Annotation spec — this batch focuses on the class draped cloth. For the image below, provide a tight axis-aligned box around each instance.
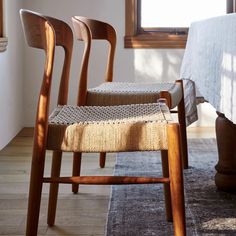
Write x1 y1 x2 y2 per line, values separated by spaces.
181 13 236 124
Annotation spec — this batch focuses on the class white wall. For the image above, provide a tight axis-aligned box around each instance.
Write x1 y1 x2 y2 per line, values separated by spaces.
0 0 24 149
134 49 185 83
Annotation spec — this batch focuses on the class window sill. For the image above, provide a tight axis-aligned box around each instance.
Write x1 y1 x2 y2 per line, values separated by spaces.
124 33 187 49
0 37 8 52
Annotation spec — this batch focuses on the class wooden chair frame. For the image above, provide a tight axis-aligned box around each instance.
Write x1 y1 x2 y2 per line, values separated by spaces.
20 9 186 236
72 16 188 172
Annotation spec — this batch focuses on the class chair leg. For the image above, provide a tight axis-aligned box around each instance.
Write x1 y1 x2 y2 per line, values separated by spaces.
26 146 46 236
47 151 62 226
99 152 106 168
177 95 188 169
72 152 82 194
161 150 173 222
167 124 186 236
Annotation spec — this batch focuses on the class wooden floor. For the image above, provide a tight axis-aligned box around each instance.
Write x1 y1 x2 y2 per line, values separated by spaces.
0 127 215 236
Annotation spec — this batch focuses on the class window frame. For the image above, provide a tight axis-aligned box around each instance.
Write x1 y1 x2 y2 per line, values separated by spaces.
125 0 235 49
0 0 8 52
0 0 3 37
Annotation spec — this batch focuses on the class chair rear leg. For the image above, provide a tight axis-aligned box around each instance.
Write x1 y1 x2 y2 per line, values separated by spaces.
47 151 62 226
167 124 186 236
26 147 46 236
177 95 188 169
161 150 173 222
99 152 106 168
159 89 188 169
72 152 82 193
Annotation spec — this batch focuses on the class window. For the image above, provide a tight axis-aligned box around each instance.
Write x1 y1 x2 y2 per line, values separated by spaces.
0 0 7 52
125 0 235 48
0 0 3 37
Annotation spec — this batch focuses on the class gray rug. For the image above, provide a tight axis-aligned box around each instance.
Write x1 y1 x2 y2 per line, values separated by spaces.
106 139 236 236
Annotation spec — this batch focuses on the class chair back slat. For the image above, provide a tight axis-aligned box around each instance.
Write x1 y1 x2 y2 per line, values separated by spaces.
72 16 116 105
20 9 51 50
73 16 116 44
45 16 73 105
20 9 73 106
45 16 73 49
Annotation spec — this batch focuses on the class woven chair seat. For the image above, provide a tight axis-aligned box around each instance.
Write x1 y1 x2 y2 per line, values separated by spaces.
86 82 182 109
47 103 172 152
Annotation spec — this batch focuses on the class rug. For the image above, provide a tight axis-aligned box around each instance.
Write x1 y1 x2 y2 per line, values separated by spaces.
106 139 236 236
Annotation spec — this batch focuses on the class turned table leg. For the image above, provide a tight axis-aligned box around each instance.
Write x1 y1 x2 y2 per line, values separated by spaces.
215 112 236 192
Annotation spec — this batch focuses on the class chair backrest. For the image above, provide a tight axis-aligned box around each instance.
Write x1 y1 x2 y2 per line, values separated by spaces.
20 9 73 151
20 9 73 106
71 16 116 105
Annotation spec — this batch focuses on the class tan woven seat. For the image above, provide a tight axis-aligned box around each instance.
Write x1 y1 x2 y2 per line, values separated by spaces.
21 10 186 236
87 82 182 108
72 16 188 170
47 103 172 152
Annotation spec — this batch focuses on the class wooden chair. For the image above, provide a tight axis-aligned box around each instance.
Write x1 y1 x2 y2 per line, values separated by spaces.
20 9 186 236
71 16 188 173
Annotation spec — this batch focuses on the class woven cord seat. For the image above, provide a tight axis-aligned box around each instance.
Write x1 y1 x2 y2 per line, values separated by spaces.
47 103 172 152
87 82 182 108
21 10 186 236
72 16 188 171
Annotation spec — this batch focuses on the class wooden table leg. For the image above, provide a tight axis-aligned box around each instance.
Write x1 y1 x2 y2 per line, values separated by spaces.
215 112 236 192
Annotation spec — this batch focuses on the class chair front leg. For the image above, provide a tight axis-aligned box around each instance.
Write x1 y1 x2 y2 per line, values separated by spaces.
26 146 46 236
47 151 62 226
99 152 106 168
161 150 173 222
72 152 82 193
177 95 188 169
167 124 186 236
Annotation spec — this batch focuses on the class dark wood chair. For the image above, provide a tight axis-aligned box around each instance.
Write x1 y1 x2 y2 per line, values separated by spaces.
20 9 186 236
71 16 188 173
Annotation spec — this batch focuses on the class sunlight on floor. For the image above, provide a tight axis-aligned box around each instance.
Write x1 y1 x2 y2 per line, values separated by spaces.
202 218 236 230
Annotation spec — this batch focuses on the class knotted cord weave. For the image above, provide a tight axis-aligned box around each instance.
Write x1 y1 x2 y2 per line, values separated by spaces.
89 82 176 93
47 103 172 152
86 82 182 108
49 102 172 125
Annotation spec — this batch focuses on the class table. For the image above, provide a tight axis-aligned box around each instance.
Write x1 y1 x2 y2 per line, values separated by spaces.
180 14 236 191
215 112 236 191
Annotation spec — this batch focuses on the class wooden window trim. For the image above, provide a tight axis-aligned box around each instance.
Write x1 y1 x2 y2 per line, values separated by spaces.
125 0 235 49
0 0 8 52
125 0 187 49
0 0 2 37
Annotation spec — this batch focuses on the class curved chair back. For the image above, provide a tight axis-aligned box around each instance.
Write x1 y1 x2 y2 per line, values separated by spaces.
20 9 73 106
20 9 56 151
20 10 53 50
72 16 116 105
